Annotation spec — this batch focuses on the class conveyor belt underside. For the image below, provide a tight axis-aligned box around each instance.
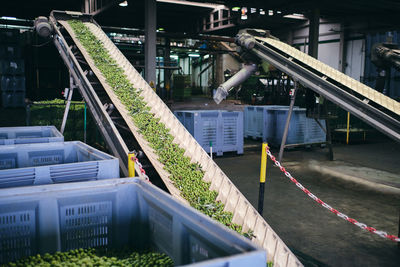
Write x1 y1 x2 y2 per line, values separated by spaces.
255 36 400 116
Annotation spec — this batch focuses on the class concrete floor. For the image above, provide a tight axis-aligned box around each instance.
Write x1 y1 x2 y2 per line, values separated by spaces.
214 140 400 267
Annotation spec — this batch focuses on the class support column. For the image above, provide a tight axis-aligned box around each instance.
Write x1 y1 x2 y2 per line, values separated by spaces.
145 0 157 88
215 53 224 86
164 37 171 99
338 23 347 73
308 8 320 58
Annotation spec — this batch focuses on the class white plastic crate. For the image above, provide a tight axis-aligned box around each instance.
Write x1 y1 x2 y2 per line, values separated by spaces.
0 141 119 188
174 110 243 156
0 178 267 266
0 126 63 145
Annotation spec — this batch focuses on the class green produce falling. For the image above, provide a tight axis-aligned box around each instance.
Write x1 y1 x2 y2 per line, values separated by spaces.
4 247 173 267
68 20 244 234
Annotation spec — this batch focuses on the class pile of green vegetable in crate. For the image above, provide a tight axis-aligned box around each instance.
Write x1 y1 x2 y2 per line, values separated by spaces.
5 247 173 267
68 20 245 234
27 99 104 146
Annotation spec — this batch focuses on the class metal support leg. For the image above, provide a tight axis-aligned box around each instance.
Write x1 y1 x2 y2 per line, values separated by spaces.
278 81 298 162
323 103 334 161
60 76 75 134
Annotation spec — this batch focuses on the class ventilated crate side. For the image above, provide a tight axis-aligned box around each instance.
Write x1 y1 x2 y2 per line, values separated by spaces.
274 109 307 146
0 141 119 188
1 91 25 108
0 126 64 145
0 178 266 266
305 118 326 143
174 110 243 156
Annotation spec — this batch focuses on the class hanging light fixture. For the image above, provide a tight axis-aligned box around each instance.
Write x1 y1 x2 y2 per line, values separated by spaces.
119 1 128 7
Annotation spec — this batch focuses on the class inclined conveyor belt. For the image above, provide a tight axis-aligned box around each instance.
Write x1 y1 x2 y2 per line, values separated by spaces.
49 11 302 267
239 34 400 142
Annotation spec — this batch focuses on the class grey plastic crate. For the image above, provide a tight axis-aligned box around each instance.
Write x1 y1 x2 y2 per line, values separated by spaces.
0 178 266 266
1 75 25 92
0 126 64 145
244 105 298 142
174 110 243 156
0 141 119 188
1 90 25 108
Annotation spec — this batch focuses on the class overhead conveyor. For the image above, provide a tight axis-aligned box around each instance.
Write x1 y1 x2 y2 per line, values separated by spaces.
47 11 302 267
233 31 400 143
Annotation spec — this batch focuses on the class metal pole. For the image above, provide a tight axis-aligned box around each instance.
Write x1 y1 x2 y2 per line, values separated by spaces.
346 112 350 144
278 81 298 162
209 141 213 159
323 103 334 160
258 143 268 215
60 76 74 134
84 102 87 143
128 151 136 177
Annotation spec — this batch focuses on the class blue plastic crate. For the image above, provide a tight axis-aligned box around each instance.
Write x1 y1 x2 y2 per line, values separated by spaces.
0 178 266 266
0 45 21 58
0 126 64 145
273 108 307 146
0 59 24 75
1 75 25 92
174 110 243 156
1 90 25 108
0 141 119 188
305 118 327 143
0 29 20 44
244 105 296 142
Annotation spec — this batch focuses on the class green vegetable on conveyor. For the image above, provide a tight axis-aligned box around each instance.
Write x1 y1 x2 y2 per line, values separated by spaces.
67 20 246 235
4 247 173 267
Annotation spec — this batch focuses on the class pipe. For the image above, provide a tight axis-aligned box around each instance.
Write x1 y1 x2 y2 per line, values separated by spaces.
213 63 257 104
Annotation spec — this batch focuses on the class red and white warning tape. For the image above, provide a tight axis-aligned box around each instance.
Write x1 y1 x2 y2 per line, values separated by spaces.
265 146 400 242
134 157 151 183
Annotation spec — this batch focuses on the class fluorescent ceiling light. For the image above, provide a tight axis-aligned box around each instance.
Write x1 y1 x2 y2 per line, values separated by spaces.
157 0 224 9
283 13 307 20
232 7 240 11
188 53 200 57
204 54 209 59
170 55 179 59
119 1 128 7
1 16 17 20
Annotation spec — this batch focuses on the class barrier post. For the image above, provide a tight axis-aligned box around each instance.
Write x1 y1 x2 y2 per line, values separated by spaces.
258 143 268 215
346 112 350 144
128 151 136 177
